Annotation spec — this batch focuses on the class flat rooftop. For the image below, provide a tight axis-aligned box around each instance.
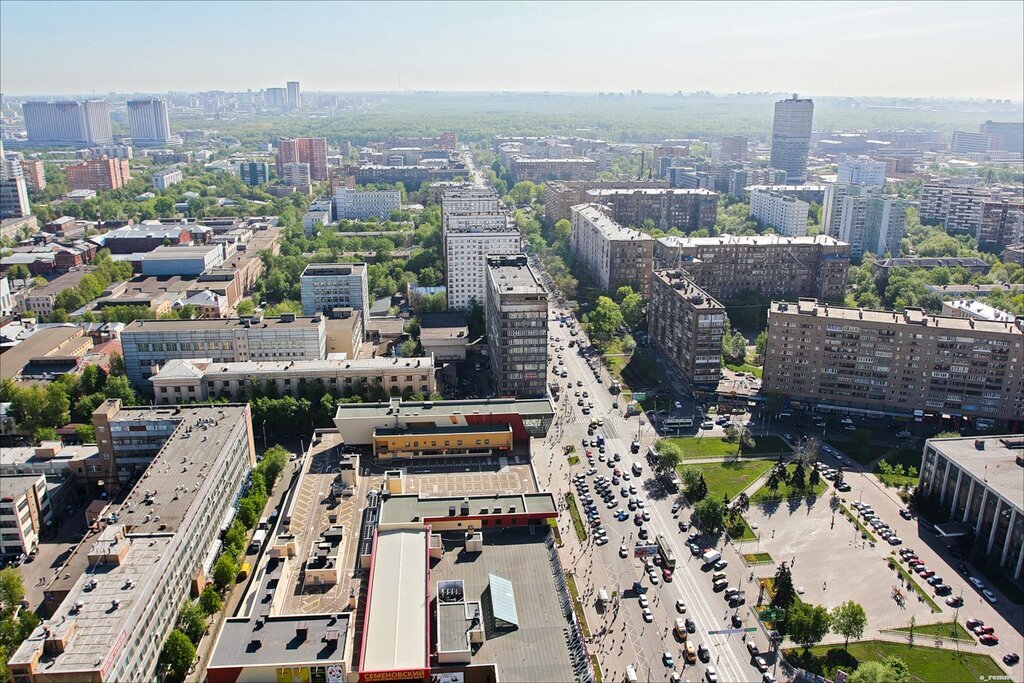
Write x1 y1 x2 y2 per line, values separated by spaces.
770 299 1024 335
379 493 557 525
361 528 428 673
121 315 323 333
300 262 367 277
430 528 575 682
141 245 221 260
0 326 88 380
0 443 98 472
653 270 723 309
334 397 555 420
586 187 717 197
420 312 469 341
0 473 43 500
572 204 653 242
151 356 433 382
659 233 846 248
487 256 546 294
929 436 1024 511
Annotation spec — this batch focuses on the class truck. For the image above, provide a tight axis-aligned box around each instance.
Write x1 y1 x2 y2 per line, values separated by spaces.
701 549 721 566
249 529 267 553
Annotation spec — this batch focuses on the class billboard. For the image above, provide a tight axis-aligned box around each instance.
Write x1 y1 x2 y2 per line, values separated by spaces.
634 544 658 558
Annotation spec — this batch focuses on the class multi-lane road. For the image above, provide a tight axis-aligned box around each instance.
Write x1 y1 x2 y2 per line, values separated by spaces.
535 310 768 682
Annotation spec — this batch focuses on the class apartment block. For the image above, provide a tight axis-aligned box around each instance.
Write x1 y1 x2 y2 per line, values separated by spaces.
281 161 311 188
150 355 436 403
0 473 50 556
102 223 190 253
120 313 327 389
353 164 466 186
719 135 748 162
837 156 887 187
570 204 655 296
485 254 548 398
919 182 992 233
286 81 302 109
126 98 171 145
823 183 907 258
22 100 112 145
444 219 521 310
977 199 1024 253
0 176 31 219
19 160 46 192
654 234 850 301
333 187 401 220
65 157 131 191
763 299 1024 423
299 262 369 317
648 270 726 387
980 120 1024 155
917 435 1023 579
507 156 596 183
583 187 718 233
951 130 997 155
276 136 328 181
748 188 809 237
543 180 669 224
770 94 814 183
238 161 269 186
10 402 255 683
151 168 182 191
728 167 787 196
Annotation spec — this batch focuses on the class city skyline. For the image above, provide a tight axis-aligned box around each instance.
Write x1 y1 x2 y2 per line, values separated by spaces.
1 1 1022 99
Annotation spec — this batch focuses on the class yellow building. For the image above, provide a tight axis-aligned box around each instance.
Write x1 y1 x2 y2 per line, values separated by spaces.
372 424 512 460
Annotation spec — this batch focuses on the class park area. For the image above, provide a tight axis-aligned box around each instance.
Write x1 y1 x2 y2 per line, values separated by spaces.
785 640 1002 683
750 463 829 503
661 435 792 460
686 459 773 500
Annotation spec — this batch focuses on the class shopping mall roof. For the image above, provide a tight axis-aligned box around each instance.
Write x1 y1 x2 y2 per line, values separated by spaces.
334 396 554 420
928 435 1024 511
378 493 557 526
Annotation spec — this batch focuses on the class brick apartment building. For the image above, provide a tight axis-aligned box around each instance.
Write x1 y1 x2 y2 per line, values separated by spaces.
648 270 727 387
570 204 655 296
584 187 718 232
276 137 328 181
65 157 131 191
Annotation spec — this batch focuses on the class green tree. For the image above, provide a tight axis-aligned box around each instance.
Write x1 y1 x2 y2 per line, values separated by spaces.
259 445 289 489
236 298 256 315
680 465 702 492
771 562 797 609
103 374 137 405
6 264 30 282
399 339 419 357
831 600 867 648
786 602 831 650
237 497 263 529
0 568 25 609
848 659 910 683
75 424 96 443
693 496 725 531
619 290 646 330
755 330 767 360
177 600 207 644
198 586 223 616
211 554 238 591
791 461 806 491
159 629 196 682
223 520 246 558
587 296 624 343
108 352 127 377
653 440 683 472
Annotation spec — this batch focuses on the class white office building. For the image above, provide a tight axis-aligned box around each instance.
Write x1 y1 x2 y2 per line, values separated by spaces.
151 168 183 191
22 100 112 145
748 188 809 237
445 222 521 310
127 98 172 145
300 263 370 316
333 187 401 221
824 183 907 259
837 157 887 187
281 161 311 188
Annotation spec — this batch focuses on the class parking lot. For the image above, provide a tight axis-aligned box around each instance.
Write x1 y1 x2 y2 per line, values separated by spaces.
403 462 536 497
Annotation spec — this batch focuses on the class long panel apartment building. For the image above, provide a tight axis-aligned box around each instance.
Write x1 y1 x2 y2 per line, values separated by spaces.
276 136 328 181
9 401 255 683
654 234 850 301
543 180 669 224
570 204 655 296
150 356 436 402
442 189 520 310
648 270 727 387
823 183 907 259
22 100 112 145
120 314 327 389
583 187 718 232
333 187 401 220
763 299 1024 424
486 254 548 398
748 188 809 236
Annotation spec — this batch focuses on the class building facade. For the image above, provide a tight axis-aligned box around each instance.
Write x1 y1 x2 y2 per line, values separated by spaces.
299 263 369 316
19 160 46 192
719 135 748 162
485 254 548 398
728 167 788 196
281 161 311 188
0 176 30 219
126 98 172 144
286 81 302 109
22 100 112 145
570 204 655 296
917 435 1023 580
0 473 50 557
238 161 269 186
65 157 131 191
919 182 992 234
977 199 1024 253
823 184 907 259
543 180 669 224
951 131 997 155
444 221 521 311
120 314 328 389
333 187 401 220
584 187 718 233
837 157 887 187
648 270 726 387
151 168 182 191
763 299 1024 423
748 188 809 237
770 94 814 183
979 120 1024 155
276 137 329 181
507 156 596 182
654 234 850 301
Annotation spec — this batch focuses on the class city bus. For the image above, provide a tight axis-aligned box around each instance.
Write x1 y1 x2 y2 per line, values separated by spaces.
655 533 676 570
662 417 693 432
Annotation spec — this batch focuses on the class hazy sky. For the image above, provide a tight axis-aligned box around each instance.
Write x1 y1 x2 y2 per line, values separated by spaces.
2 1 1022 99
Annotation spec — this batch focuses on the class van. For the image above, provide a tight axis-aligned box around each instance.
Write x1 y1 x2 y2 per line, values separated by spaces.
684 641 697 663
712 571 727 582
238 562 251 579
625 665 638 683
713 578 728 591
631 462 643 476
674 617 688 639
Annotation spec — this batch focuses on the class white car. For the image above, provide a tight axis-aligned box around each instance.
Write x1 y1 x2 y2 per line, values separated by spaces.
620 544 628 558
639 595 649 608
642 607 654 622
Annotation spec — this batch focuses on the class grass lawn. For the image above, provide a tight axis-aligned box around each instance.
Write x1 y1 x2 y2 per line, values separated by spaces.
750 464 828 503
887 447 923 470
743 552 773 565
784 640 1002 683
892 621 975 642
687 459 774 501
726 514 757 541
888 557 942 613
823 435 876 465
565 574 591 638
567 455 580 466
547 518 563 546
663 435 792 460
566 493 588 542
725 362 763 378
590 655 602 683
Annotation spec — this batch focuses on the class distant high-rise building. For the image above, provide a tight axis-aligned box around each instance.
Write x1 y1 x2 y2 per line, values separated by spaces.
265 87 287 109
239 161 270 186
770 94 814 183
0 177 31 219
281 162 311 188
22 100 112 145
950 130 997 155
65 157 131 191
979 120 1024 155
286 81 302 109
19 160 46 192
823 183 906 258
276 137 328 181
126 98 171 145
836 156 887 187
719 135 748 162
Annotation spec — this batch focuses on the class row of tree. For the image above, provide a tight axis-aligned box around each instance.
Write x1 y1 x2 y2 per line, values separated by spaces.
0 570 39 683
769 563 869 651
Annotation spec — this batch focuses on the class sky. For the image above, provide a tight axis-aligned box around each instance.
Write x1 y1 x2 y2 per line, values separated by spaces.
1 1 1022 99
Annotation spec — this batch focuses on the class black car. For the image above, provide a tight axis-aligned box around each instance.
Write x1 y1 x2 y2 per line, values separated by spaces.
955 562 969 574
685 618 696 633
1003 653 1020 666
698 644 710 662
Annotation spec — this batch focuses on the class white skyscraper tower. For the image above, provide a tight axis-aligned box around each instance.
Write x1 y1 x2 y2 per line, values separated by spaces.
127 98 172 145
22 100 112 145
770 94 814 184
286 81 302 110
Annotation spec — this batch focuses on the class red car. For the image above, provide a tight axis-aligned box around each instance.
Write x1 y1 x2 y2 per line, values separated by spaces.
920 570 935 579
980 634 999 646
663 568 674 582
974 625 995 636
